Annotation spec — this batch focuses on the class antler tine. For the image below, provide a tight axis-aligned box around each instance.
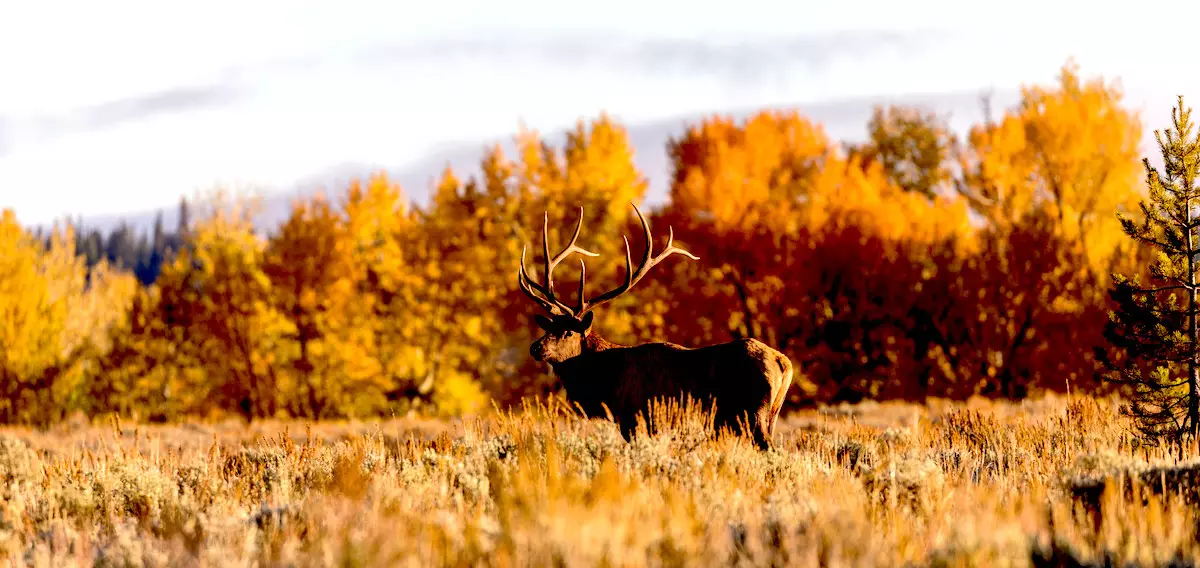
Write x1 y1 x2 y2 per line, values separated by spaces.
541 206 599 301
518 246 563 315
576 258 587 315
577 202 699 315
637 204 698 264
662 226 700 261
518 206 600 317
565 207 600 258
542 213 552 297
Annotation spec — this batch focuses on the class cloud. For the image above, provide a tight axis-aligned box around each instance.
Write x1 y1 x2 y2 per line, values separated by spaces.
0 82 242 158
350 29 951 82
69 83 240 131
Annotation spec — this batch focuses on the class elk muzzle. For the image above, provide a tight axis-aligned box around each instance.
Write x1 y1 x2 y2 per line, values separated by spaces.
530 341 546 362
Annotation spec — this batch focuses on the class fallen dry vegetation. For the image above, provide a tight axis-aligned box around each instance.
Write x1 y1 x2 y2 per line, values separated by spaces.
2 395 1200 567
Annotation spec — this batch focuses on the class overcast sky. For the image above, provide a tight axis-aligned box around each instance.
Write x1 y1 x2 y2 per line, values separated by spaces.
1 0 1198 226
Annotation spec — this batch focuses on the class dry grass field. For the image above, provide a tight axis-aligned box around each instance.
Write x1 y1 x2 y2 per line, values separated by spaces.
3 395 1200 567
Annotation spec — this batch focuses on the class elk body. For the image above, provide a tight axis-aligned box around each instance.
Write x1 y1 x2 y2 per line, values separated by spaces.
518 203 794 449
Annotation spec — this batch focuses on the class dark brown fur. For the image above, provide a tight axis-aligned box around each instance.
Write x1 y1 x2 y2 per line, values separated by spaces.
531 315 794 449
518 203 795 449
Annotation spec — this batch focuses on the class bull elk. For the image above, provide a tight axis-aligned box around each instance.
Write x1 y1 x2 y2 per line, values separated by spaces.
517 203 794 449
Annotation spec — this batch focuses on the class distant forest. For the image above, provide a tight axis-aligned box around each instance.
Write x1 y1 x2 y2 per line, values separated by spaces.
34 198 192 286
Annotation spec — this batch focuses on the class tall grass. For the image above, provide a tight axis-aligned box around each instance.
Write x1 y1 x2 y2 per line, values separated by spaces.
1 395 1199 566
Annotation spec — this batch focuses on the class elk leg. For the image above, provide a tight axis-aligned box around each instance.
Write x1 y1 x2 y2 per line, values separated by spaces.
717 410 771 450
752 409 774 451
618 413 638 443
712 412 740 441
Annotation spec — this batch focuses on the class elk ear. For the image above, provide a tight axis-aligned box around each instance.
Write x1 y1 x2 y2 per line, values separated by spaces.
576 311 594 332
534 314 554 332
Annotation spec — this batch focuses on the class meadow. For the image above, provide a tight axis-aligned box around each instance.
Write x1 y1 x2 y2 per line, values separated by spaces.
4 394 1199 567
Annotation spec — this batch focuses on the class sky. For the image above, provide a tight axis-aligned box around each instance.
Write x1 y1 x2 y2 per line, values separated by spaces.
2 0 1198 227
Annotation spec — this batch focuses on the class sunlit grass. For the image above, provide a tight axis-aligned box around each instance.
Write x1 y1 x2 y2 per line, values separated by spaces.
1 394 1198 566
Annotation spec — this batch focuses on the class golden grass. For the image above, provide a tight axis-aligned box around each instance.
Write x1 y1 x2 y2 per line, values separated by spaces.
2 394 1200 567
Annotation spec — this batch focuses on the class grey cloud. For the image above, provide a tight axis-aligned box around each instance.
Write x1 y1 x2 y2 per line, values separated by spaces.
351 29 952 82
1 82 241 158
68 83 241 131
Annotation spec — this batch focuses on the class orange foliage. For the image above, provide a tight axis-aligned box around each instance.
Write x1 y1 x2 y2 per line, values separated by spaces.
668 110 831 231
653 75 1136 403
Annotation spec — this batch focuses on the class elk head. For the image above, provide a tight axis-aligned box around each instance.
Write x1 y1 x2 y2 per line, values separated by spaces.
518 202 699 364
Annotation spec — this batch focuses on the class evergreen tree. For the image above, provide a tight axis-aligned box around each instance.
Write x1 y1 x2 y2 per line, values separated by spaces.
1100 95 1200 442
177 196 191 236
143 211 167 284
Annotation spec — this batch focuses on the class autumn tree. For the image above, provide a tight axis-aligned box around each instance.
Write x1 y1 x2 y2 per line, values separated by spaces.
668 110 830 230
0 210 135 424
0 210 78 423
153 190 292 420
1 62 1158 423
517 114 648 228
1100 96 1200 442
921 60 1148 401
339 173 422 406
87 286 181 421
905 212 1106 400
659 110 832 352
387 165 514 414
660 109 977 403
850 104 957 199
337 170 497 416
264 193 385 418
956 59 1144 272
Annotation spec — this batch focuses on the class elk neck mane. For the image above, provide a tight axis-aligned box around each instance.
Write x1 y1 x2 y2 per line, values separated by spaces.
582 331 620 354
547 330 622 374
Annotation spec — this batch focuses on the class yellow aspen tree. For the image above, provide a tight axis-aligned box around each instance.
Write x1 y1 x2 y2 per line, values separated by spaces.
265 193 384 418
154 190 292 420
957 59 1144 272
0 211 134 424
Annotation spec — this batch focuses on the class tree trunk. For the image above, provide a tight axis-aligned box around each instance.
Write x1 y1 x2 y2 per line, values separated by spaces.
1189 196 1199 439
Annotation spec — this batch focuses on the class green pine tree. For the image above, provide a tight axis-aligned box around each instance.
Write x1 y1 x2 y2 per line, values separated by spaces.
1100 95 1200 443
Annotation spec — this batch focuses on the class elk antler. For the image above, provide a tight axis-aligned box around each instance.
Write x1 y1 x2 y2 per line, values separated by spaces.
575 202 698 316
517 206 599 316
518 203 698 318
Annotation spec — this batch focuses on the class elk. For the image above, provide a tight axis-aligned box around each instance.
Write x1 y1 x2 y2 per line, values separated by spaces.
517 202 794 449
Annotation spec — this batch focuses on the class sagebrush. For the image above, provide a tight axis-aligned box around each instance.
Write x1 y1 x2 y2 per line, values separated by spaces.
3 395 1200 567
